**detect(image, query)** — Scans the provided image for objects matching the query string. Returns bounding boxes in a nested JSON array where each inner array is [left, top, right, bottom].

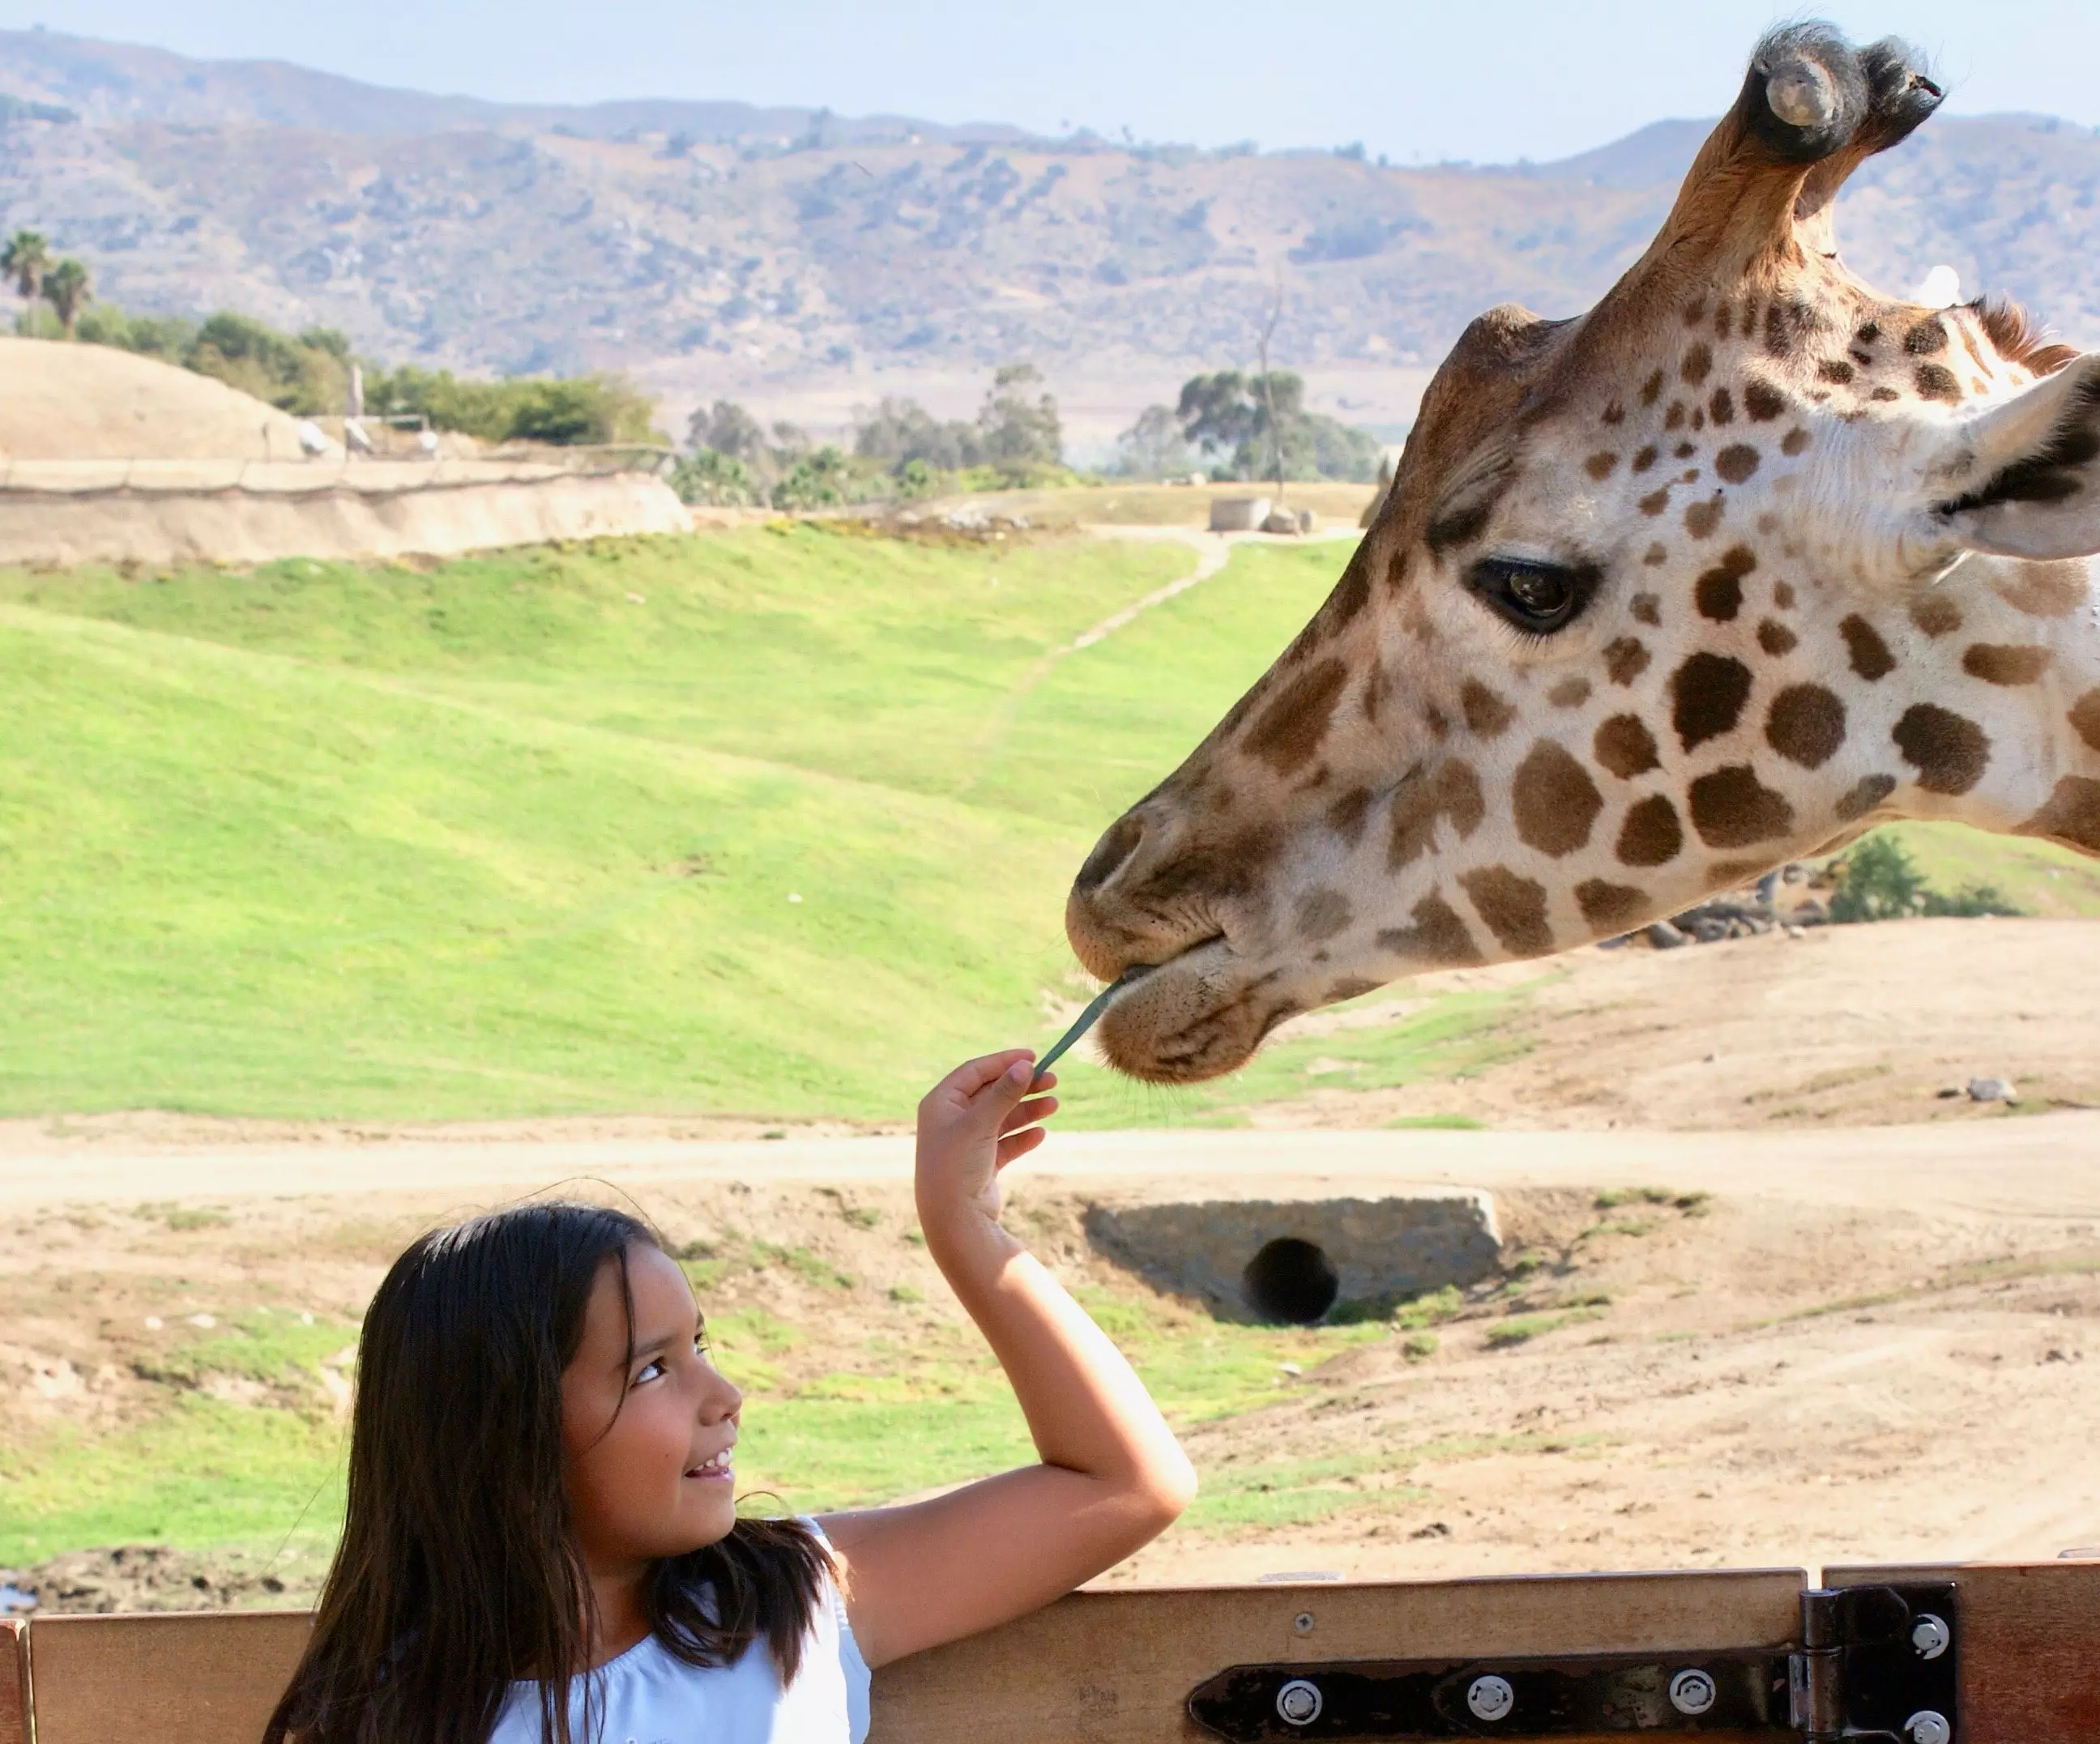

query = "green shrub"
[[1831, 834, 2022, 922], [671, 450, 758, 505]]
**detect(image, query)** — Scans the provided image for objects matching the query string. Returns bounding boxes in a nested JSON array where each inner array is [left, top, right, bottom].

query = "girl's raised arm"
[[817, 1050, 1197, 1668]]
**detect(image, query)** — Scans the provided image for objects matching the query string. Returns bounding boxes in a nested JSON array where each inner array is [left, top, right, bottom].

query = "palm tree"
[[42, 257, 92, 338], [1, 229, 51, 303]]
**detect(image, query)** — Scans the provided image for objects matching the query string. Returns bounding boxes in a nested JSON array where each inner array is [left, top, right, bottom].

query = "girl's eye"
[[633, 1357, 668, 1386]]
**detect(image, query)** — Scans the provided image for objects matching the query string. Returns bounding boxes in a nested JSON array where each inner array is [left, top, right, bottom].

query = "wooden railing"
[[2, 1561, 2093, 1742]]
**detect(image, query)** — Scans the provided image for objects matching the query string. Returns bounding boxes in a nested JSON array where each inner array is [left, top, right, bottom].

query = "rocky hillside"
[[6, 30, 2100, 444]]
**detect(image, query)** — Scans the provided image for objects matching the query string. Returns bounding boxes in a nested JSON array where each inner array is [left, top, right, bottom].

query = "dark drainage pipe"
[[1241, 1238, 1338, 1324]]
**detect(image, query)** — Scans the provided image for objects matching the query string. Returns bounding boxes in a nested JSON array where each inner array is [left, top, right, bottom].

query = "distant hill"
[[6, 30, 2100, 445]]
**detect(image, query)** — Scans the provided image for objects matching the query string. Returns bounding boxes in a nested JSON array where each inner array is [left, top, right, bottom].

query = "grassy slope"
[[0, 530, 1284, 1117], [3, 528, 2097, 1118]]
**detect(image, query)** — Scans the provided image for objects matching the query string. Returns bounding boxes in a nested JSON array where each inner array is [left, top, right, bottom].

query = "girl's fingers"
[[998, 1094, 1058, 1136], [946, 1050, 1035, 1099], [994, 1124, 1049, 1169]]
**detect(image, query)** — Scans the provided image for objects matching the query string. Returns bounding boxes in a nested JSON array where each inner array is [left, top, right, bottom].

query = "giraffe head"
[[1067, 23, 2100, 1084]]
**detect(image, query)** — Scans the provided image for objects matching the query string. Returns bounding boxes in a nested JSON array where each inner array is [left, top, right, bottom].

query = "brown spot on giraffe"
[[1601, 399, 1626, 426], [1914, 363, 1962, 403], [1684, 497, 1725, 539], [2020, 776, 2100, 854], [1773, 580, 1796, 610], [1835, 774, 1897, 823], [1765, 684, 1847, 768], [1870, 386, 1900, 402], [1962, 644, 2052, 685], [1991, 564, 2086, 619], [2070, 689, 2100, 753], [1904, 318, 1948, 355], [1594, 714, 1660, 779], [1709, 387, 1735, 424], [1689, 765, 1795, 848], [1690, 408, 1707, 433], [1639, 487, 1672, 517], [1715, 444, 1761, 484], [1681, 343, 1713, 386], [1295, 888, 1352, 943], [1511, 741, 1605, 857], [1326, 786, 1374, 846], [1378, 891, 1484, 968], [1616, 795, 1684, 867], [1631, 592, 1662, 625], [1671, 651, 1753, 751], [1547, 676, 1591, 709], [1602, 638, 1650, 687], [1633, 444, 1659, 474], [1675, 442, 1697, 459], [1839, 615, 1897, 681], [1386, 760, 1488, 869], [1244, 656, 1349, 774], [1664, 403, 1687, 433], [1695, 546, 1756, 621], [1781, 428, 1810, 456], [1908, 592, 1962, 637], [1818, 359, 1855, 385], [1459, 866, 1554, 957], [1642, 544, 1668, 568], [1575, 879, 1649, 933], [1757, 619, 1799, 656], [1894, 704, 1991, 795], [1461, 680, 1514, 738], [1585, 451, 1619, 480], [1744, 379, 1785, 422], [1638, 368, 1664, 407]]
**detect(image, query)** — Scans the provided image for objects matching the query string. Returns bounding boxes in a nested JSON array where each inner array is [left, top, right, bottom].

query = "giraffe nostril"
[[1075, 812, 1146, 895]]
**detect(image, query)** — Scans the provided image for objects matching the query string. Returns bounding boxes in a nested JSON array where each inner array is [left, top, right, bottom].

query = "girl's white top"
[[487, 1533, 871, 1744]]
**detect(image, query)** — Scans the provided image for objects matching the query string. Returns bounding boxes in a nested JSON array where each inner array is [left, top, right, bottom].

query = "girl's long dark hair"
[[265, 1202, 830, 1744]]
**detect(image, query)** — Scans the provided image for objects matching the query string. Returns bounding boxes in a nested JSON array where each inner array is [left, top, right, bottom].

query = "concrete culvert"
[[1083, 1194, 1500, 1323], [1241, 1237, 1339, 1324]]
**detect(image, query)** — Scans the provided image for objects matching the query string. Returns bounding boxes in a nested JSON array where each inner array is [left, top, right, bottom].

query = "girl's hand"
[[914, 1050, 1058, 1239]]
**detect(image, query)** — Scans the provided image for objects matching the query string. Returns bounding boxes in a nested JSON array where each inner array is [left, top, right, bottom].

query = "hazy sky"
[[6, 2, 2098, 165]]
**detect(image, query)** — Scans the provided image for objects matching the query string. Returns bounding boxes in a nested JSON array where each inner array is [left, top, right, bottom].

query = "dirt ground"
[[3, 919, 2098, 1609]]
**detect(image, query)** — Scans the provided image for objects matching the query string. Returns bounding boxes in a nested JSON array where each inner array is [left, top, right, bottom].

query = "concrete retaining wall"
[[0, 469, 691, 567]]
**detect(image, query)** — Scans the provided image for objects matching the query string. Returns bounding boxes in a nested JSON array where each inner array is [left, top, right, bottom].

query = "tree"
[[1113, 404, 1195, 478], [977, 363, 1062, 474], [686, 399, 767, 463], [42, 257, 92, 338], [670, 449, 757, 506], [854, 396, 982, 471], [2, 229, 50, 305], [1172, 369, 1381, 483]]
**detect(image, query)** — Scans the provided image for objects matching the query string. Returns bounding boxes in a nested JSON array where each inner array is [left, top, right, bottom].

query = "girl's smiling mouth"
[[684, 1444, 734, 1482]]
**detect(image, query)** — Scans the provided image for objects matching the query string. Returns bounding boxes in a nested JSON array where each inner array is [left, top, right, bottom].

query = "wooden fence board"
[[869, 1568, 1806, 1744], [1, 1619, 26, 1744], [1825, 1561, 2100, 1744], [28, 1611, 310, 1744]]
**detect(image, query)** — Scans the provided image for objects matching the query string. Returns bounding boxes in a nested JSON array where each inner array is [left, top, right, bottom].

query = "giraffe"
[[1065, 23, 2100, 1084]]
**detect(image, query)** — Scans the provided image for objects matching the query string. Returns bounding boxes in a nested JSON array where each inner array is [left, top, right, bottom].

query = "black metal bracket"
[[1185, 1584, 1957, 1742]]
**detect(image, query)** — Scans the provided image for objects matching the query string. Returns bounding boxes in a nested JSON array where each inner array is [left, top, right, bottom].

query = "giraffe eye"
[[1467, 557, 1592, 634]]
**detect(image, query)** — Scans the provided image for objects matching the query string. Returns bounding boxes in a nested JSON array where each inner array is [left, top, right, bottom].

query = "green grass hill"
[[2, 525, 2096, 1124]]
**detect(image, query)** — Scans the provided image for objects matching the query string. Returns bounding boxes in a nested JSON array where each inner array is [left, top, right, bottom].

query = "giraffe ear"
[[1934, 356, 2100, 561]]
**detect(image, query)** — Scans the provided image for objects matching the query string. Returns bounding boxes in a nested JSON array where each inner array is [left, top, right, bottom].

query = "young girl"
[[265, 1051, 1196, 1744]]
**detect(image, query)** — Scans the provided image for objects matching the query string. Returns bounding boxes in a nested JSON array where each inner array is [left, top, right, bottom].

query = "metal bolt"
[[1275, 1679, 1323, 1727], [1466, 1675, 1516, 1722], [1905, 1711, 1952, 1744], [1910, 1614, 1950, 1661], [1668, 1669, 1718, 1716], [1293, 1611, 1316, 1635]]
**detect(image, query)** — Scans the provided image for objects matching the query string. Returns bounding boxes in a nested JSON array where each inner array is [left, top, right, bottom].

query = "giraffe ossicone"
[[1065, 22, 2100, 1085]]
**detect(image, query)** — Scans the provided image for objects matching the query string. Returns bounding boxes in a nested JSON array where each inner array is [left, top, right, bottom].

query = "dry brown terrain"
[[3, 919, 2097, 1606]]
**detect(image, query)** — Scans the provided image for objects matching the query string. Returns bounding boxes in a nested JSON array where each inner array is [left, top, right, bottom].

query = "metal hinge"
[[1186, 1583, 1957, 1742]]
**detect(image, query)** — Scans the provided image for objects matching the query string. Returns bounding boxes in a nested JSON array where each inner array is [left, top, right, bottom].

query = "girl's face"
[[561, 1243, 744, 1574]]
